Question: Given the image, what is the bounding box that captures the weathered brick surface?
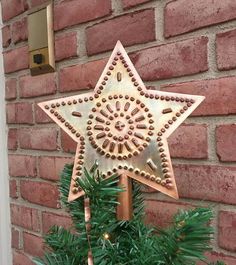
[216,124,236,162]
[42,212,73,233]
[8,154,37,177]
[161,76,236,116]
[23,232,44,257]
[2,0,28,21]
[35,104,53,124]
[19,73,57,98]
[9,180,18,199]
[5,78,17,100]
[122,0,152,9]
[145,200,192,228]
[2,25,11,48]
[6,102,33,124]
[131,37,208,81]
[18,128,58,151]
[20,180,60,208]
[61,130,77,153]
[39,156,73,181]
[169,124,208,159]
[8,128,18,150]
[216,29,236,71]
[165,0,236,37]
[12,18,28,44]
[86,9,155,55]
[11,204,40,232]
[54,0,112,31]
[59,58,107,92]
[55,32,77,61]
[3,46,28,73]
[174,164,236,204]
[12,227,20,249]
[218,211,236,252]
[13,251,34,265]
[200,252,236,265]
[3,0,236,260]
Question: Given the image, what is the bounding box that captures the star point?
[39,41,204,202]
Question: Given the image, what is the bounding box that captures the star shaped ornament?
[39,41,204,203]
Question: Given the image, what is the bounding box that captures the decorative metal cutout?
[38,41,204,202]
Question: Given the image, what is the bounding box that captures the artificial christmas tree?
[33,163,224,265]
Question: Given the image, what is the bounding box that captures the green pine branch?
[156,208,214,265]
[33,163,225,265]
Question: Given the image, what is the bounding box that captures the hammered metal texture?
[38,41,205,202]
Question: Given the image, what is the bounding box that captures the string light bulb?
[103,232,110,240]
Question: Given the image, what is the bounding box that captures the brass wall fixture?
[28,2,55,75]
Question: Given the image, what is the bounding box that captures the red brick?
[54,0,112,31]
[218,211,236,252]
[122,0,152,9]
[23,232,44,257]
[3,46,28,73]
[2,25,11,47]
[18,128,58,151]
[10,180,18,199]
[145,200,191,228]
[131,37,208,81]
[59,58,107,93]
[12,18,28,44]
[55,32,77,62]
[8,154,37,178]
[8,128,18,150]
[174,164,236,204]
[13,251,34,265]
[61,130,77,153]
[199,252,236,265]
[19,73,57,98]
[216,29,236,71]
[2,0,28,21]
[11,204,40,232]
[42,212,73,233]
[165,0,236,37]
[12,227,20,249]
[20,180,60,208]
[86,9,156,55]
[216,124,236,162]
[39,156,73,181]
[5,78,17,100]
[6,102,33,124]
[161,76,236,116]
[169,124,208,159]
[35,103,53,124]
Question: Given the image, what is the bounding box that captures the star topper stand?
[117,174,133,220]
[39,41,204,222]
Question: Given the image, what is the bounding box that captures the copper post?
[84,198,94,265]
[116,174,133,220]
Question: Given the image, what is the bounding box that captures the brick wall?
[2,0,236,264]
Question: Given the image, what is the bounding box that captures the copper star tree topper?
[39,41,204,220]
